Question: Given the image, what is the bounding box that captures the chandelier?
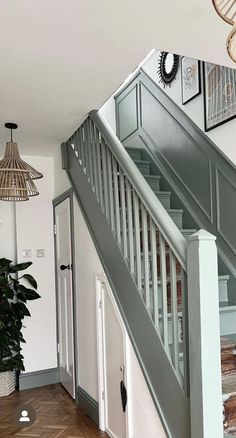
[0,123,43,201]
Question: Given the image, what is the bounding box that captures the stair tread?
[154,191,171,196]
[144,174,160,179]
[166,209,183,214]
[220,302,236,309]
[219,275,230,281]
[134,159,151,164]
[126,147,142,152]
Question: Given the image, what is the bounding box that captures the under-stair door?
[97,279,127,438]
[55,196,75,398]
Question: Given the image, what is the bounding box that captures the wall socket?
[36,249,45,258]
[22,249,32,258]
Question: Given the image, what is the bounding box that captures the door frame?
[53,189,78,396]
[96,274,130,437]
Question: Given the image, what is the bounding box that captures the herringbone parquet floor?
[0,384,108,437]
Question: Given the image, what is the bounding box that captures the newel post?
[187,230,223,438]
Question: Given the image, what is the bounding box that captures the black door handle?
[60,264,72,271]
[120,380,127,412]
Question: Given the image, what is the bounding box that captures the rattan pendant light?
[0,123,43,202]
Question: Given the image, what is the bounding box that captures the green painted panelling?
[116,70,236,303]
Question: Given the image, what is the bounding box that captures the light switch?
[36,249,45,258]
[22,249,32,258]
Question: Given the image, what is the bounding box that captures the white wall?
[142,50,236,166]
[126,338,167,438]
[16,156,57,373]
[53,145,71,198]
[0,203,16,260]
[99,96,116,134]
[0,154,57,374]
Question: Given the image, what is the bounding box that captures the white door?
[98,280,127,438]
[55,197,75,398]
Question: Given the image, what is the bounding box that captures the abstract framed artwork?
[203,62,236,131]
[181,57,201,104]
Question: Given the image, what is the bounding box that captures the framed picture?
[181,57,201,104]
[203,62,236,132]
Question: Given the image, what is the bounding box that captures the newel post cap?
[187,229,216,242]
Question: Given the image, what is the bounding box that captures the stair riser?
[155,193,171,209]
[168,211,183,229]
[127,149,142,161]
[219,278,229,303]
[136,162,151,175]
[220,307,236,337]
[145,177,160,192]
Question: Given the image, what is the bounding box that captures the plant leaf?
[17,285,41,300]
[17,292,27,303]
[21,274,37,290]
[24,290,41,300]
[9,262,32,273]
[0,258,12,274]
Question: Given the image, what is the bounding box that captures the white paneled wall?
[126,338,167,438]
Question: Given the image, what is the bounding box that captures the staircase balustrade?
[64,109,223,438]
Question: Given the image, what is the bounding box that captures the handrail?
[68,109,189,388]
[90,109,187,271]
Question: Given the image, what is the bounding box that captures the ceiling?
[0,0,235,156]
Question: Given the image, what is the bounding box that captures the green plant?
[0,258,41,373]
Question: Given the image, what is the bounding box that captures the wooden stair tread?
[223,392,236,434]
[223,375,236,395]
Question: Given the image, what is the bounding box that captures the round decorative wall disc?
[212,0,236,26]
[227,26,236,62]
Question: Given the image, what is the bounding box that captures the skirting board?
[76,385,99,426]
[19,367,59,391]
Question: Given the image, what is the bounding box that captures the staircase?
[126,146,236,436]
[125,147,234,331]
[62,109,225,437]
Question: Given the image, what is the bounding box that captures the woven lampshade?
[0,142,43,179]
[0,171,39,201]
[0,140,43,202]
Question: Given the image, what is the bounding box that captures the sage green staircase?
[126,146,235,335]
[63,110,224,438]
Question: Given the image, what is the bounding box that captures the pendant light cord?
[10,129,13,142]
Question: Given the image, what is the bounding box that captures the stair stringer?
[63,142,190,438]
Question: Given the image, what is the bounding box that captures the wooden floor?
[0,384,108,437]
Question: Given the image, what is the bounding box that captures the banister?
[89,109,187,271]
